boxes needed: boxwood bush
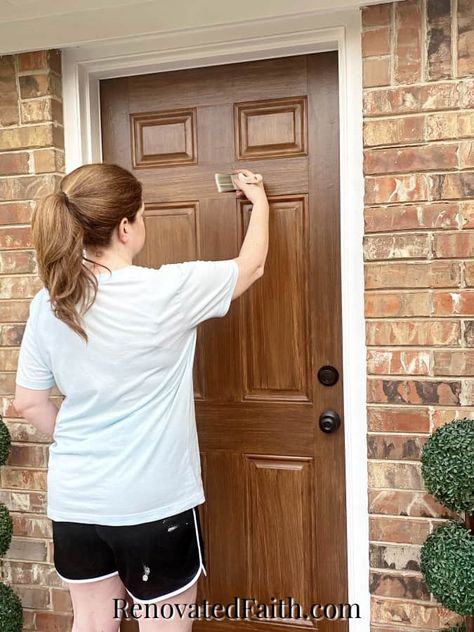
[420,519,474,616]
[421,418,474,513]
[0,415,23,631]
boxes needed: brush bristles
[215,173,236,193]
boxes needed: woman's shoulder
[133,263,184,289]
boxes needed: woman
[13,162,269,632]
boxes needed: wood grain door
[100,52,348,632]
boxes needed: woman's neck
[83,252,132,274]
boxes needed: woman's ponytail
[31,163,143,344]
[31,191,98,343]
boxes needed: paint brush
[214,172,263,193]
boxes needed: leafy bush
[0,583,23,632]
[0,416,11,466]
[421,418,474,513]
[420,519,474,616]
[0,504,13,556]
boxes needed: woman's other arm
[13,385,58,437]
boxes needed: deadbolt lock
[317,365,339,386]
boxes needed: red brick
[364,202,459,232]
[364,143,458,175]
[0,173,59,203]
[0,373,17,395]
[0,226,32,249]
[368,489,459,519]
[21,97,64,125]
[429,171,474,200]
[0,348,22,372]
[3,537,48,562]
[0,152,30,176]
[0,299,31,321]
[363,232,429,259]
[370,515,430,544]
[368,433,427,460]
[33,147,65,173]
[0,275,43,299]
[4,419,55,443]
[15,585,50,610]
[459,140,474,168]
[7,444,47,468]
[433,231,474,257]
[2,558,61,588]
[433,350,474,375]
[427,0,453,80]
[362,4,392,28]
[458,0,474,77]
[0,125,64,152]
[371,596,442,628]
[367,407,430,433]
[17,50,61,75]
[365,261,460,289]
[433,290,474,314]
[0,323,26,346]
[365,174,429,204]
[0,467,47,491]
[464,262,474,286]
[370,570,430,600]
[460,201,474,227]
[364,115,425,146]
[394,0,422,84]
[35,612,73,632]
[362,28,391,57]
[367,377,461,405]
[19,72,62,101]
[0,56,19,126]
[370,626,433,632]
[363,57,391,88]
[51,587,72,613]
[11,513,52,538]
[460,78,474,107]
[464,321,474,346]
[367,349,431,375]
[431,407,474,430]
[363,82,460,116]
[369,461,423,491]
[426,110,474,140]
[365,290,431,317]
[0,250,36,275]
[366,319,459,346]
[0,201,32,224]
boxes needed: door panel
[100,52,347,632]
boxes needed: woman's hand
[232,168,268,204]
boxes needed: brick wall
[1,2,473,628]
[0,50,71,630]
[362,1,473,630]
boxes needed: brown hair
[31,162,143,343]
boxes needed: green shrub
[0,415,11,466]
[0,583,23,632]
[420,520,474,616]
[421,418,474,513]
[0,504,13,556]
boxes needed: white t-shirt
[15,259,239,526]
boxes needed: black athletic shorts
[52,505,207,603]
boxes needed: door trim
[61,8,368,630]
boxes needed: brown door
[100,52,347,632]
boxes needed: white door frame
[61,8,368,630]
